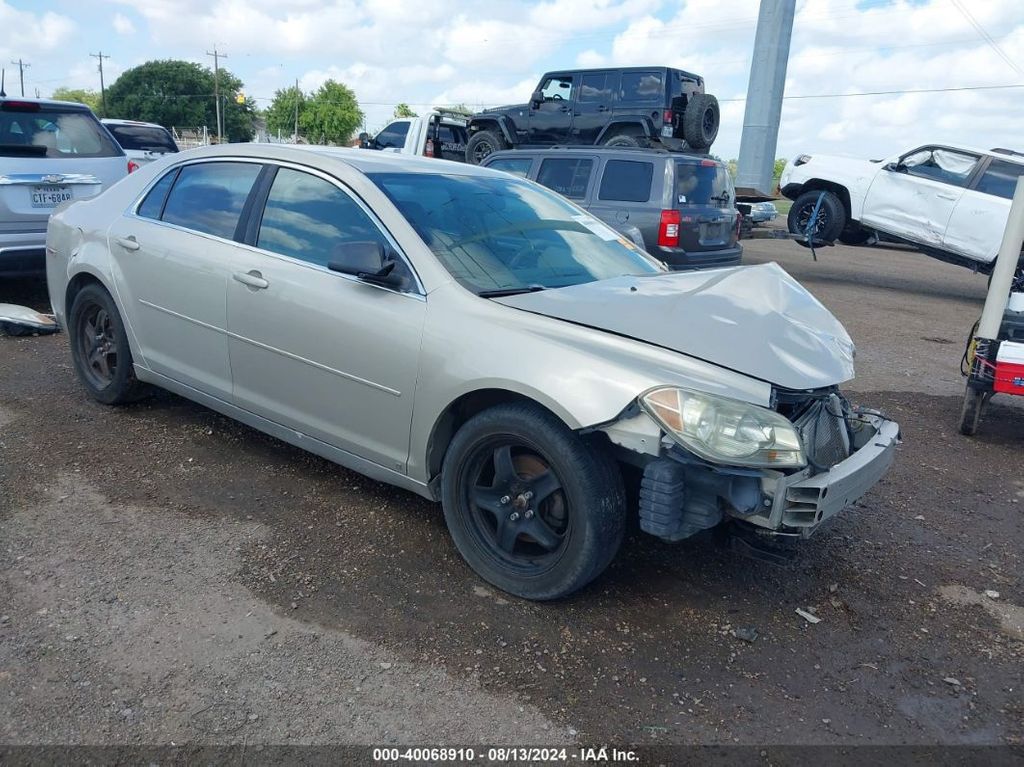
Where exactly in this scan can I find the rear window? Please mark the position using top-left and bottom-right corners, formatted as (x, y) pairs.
(105, 123), (178, 153)
(486, 157), (532, 178)
(160, 161), (261, 239)
(598, 160), (653, 202)
(0, 106), (121, 158)
(536, 158), (592, 200)
(619, 71), (664, 102)
(676, 161), (733, 208)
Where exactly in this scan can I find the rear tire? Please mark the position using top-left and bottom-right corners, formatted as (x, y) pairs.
(68, 283), (149, 405)
(440, 402), (626, 600)
(466, 129), (508, 165)
(682, 94), (720, 151)
(603, 133), (649, 149)
(787, 190), (846, 247)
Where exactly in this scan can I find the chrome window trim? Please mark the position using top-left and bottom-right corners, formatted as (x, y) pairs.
(125, 155), (426, 299)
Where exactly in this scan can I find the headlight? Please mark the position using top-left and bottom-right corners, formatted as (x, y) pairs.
(794, 154), (812, 166)
(640, 387), (806, 468)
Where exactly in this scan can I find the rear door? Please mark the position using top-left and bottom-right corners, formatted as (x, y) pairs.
(106, 160), (263, 400)
(861, 146), (981, 247)
(527, 73), (576, 145)
(0, 102), (125, 239)
(674, 159), (738, 252)
(435, 122), (468, 162)
(614, 70), (665, 133)
(573, 72), (617, 145)
(942, 157), (1024, 266)
(588, 157), (656, 239)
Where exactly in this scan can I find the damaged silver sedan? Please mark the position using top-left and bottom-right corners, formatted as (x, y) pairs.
(46, 145), (900, 600)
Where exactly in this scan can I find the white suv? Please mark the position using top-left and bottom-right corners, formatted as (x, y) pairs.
(1, 97), (128, 277)
(781, 145), (1024, 271)
(101, 119), (179, 170)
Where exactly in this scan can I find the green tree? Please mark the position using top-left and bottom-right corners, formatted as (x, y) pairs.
(51, 87), (101, 113)
(105, 60), (254, 142)
(265, 85), (306, 138)
(773, 157), (788, 185)
(393, 102), (417, 118)
(301, 80), (363, 144)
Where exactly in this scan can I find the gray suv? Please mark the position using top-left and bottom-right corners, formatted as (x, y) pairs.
(482, 147), (741, 270)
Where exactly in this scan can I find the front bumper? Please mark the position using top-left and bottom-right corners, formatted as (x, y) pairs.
(752, 415), (901, 536)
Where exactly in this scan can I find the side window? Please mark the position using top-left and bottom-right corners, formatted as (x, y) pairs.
(536, 158), (593, 200)
(136, 168), (179, 220)
(974, 159), (1024, 200)
(486, 157), (533, 178)
(257, 168), (390, 269)
(539, 75), (574, 102)
(375, 121), (410, 149)
(579, 73), (614, 103)
(161, 162), (261, 239)
(901, 147), (979, 188)
(620, 71), (664, 102)
(598, 160), (653, 202)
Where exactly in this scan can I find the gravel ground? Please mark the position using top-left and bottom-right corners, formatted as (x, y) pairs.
(1, 236), (1022, 746)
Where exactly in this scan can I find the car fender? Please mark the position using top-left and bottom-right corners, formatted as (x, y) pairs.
(596, 118), (656, 144)
(781, 154), (884, 221)
(470, 114), (518, 146)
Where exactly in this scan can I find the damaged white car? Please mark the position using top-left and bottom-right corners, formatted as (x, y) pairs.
(46, 145), (900, 600)
(781, 144), (1024, 271)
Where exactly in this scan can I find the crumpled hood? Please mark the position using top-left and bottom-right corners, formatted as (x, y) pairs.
(495, 263), (856, 391)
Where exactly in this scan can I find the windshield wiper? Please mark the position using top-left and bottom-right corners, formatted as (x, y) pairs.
(477, 284), (548, 298)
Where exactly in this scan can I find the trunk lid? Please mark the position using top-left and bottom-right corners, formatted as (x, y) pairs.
(674, 158), (738, 251)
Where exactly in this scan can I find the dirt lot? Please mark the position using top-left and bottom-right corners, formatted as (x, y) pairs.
(1, 236), (1022, 747)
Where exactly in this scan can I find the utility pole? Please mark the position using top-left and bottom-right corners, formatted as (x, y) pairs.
(735, 0), (796, 198)
(206, 47), (227, 142)
(89, 52), (110, 115)
(10, 59), (29, 97)
(293, 78), (299, 142)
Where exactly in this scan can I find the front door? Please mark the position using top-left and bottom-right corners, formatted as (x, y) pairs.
(225, 165), (426, 473)
(527, 74), (575, 145)
(573, 71), (616, 145)
(861, 146), (981, 247)
(106, 160), (263, 400)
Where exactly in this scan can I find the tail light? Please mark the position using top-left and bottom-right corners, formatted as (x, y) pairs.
(424, 139), (435, 158)
(662, 109), (673, 123)
(658, 210), (681, 248)
(1, 100), (41, 112)
(127, 160), (140, 173)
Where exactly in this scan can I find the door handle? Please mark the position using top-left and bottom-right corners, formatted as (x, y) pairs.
(116, 235), (140, 251)
(560, 106), (570, 112)
(936, 192), (958, 200)
(233, 270), (269, 290)
(597, 105), (609, 112)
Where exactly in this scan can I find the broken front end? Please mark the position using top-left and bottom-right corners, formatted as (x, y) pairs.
(601, 387), (900, 542)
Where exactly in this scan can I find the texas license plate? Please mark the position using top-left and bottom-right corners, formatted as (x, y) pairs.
(31, 186), (73, 208)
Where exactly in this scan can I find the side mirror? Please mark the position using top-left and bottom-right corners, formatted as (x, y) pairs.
(884, 161), (906, 173)
(327, 241), (402, 288)
(358, 132), (372, 148)
(531, 90), (544, 107)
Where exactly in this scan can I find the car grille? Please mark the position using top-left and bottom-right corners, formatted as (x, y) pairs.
(791, 395), (851, 471)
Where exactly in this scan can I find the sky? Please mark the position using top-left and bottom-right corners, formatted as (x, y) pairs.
(1, 0), (1023, 161)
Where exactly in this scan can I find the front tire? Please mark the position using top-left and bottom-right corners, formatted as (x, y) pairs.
(440, 403), (626, 600)
(787, 189), (846, 247)
(466, 129), (508, 165)
(68, 283), (148, 405)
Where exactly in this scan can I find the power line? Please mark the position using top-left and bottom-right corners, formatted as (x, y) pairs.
(719, 82), (1024, 103)
(949, 0), (1023, 78)
(9, 58), (29, 97)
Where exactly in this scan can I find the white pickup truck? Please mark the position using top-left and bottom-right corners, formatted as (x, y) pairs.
(358, 111), (469, 163)
(781, 144), (1024, 272)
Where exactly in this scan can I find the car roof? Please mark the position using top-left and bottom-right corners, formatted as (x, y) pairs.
(0, 96), (91, 111)
(168, 143), (503, 177)
(484, 147), (722, 165)
(101, 118), (170, 129)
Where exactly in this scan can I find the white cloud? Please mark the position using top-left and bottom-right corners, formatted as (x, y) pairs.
(0, 1), (75, 59)
(113, 13), (136, 36)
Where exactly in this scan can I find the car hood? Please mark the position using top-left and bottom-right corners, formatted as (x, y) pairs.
(494, 263), (855, 391)
(481, 103), (528, 115)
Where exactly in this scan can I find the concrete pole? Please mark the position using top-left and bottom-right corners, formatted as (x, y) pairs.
(735, 0), (796, 197)
(978, 176), (1024, 339)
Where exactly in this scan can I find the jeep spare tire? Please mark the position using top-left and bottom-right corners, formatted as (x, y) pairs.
(682, 94), (720, 151)
(466, 129), (509, 165)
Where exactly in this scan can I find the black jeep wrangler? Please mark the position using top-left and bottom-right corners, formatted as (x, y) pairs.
(465, 67), (719, 165)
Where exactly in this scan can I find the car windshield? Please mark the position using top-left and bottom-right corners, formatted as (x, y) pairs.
(0, 106), (121, 158)
(105, 123), (178, 153)
(369, 172), (664, 293)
